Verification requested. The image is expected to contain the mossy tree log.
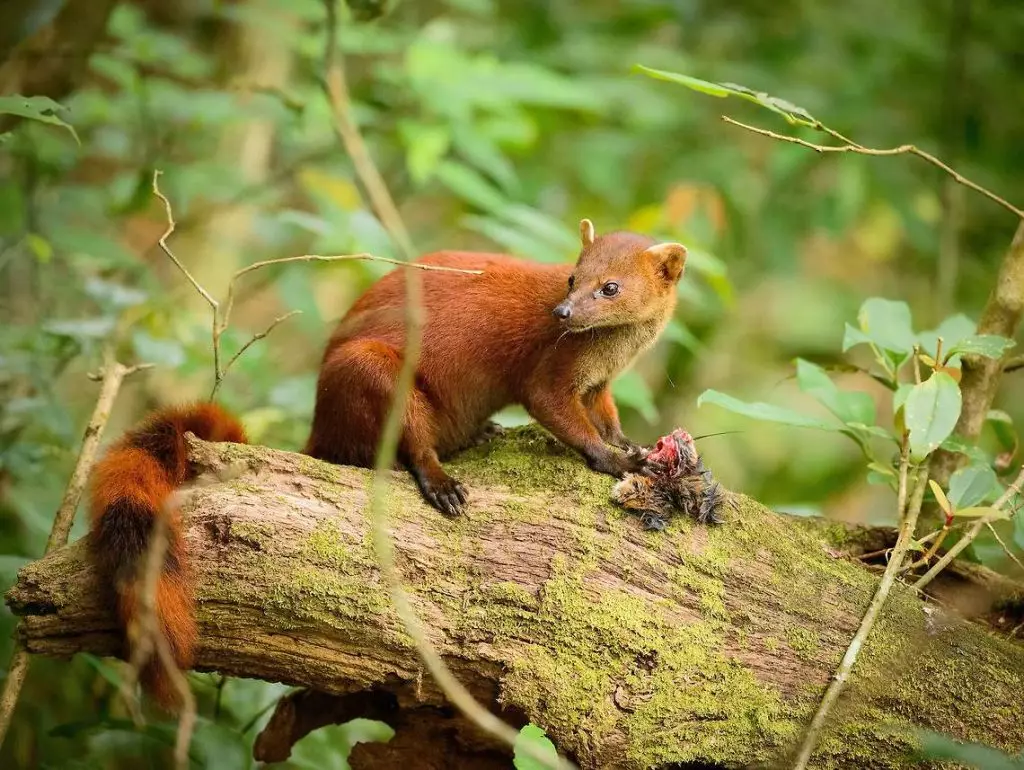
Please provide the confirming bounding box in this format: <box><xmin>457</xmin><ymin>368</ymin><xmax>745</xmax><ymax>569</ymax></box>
<box><xmin>7</xmin><ymin>427</ymin><xmax>1024</xmax><ymax>769</ymax></box>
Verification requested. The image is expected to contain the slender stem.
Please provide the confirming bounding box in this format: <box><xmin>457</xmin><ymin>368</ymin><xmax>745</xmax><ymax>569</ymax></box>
<box><xmin>722</xmin><ymin>116</ymin><xmax>1023</xmax><ymax>220</ymax></box>
<box><xmin>793</xmin><ymin>447</ymin><xmax>925</xmax><ymax>770</ymax></box>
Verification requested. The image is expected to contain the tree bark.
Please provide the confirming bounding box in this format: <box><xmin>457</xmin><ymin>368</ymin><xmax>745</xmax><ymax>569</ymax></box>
<box><xmin>7</xmin><ymin>427</ymin><xmax>1024</xmax><ymax>769</ymax></box>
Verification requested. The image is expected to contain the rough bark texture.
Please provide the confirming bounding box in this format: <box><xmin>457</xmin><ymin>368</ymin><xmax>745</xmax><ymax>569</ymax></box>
<box><xmin>7</xmin><ymin>427</ymin><xmax>1024</xmax><ymax>769</ymax></box>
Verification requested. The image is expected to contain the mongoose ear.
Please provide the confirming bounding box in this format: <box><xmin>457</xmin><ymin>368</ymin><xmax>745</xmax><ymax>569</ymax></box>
<box><xmin>644</xmin><ymin>242</ymin><xmax>688</xmax><ymax>283</ymax></box>
<box><xmin>579</xmin><ymin>218</ymin><xmax>596</xmax><ymax>247</ymax></box>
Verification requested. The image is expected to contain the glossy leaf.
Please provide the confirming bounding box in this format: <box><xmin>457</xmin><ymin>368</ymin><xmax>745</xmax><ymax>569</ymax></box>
<box><xmin>904</xmin><ymin>372</ymin><xmax>962</xmax><ymax>460</ymax></box>
<box><xmin>697</xmin><ymin>390</ymin><xmax>839</xmax><ymax>430</ymax></box>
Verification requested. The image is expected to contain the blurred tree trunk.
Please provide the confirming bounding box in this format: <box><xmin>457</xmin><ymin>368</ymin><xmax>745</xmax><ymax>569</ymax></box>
<box><xmin>0</xmin><ymin>0</ymin><xmax>118</xmax><ymax>115</ymax></box>
<box><xmin>7</xmin><ymin>429</ymin><xmax>1024</xmax><ymax>769</ymax></box>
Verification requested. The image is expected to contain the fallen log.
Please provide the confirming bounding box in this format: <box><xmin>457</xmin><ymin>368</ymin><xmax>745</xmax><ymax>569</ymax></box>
<box><xmin>7</xmin><ymin>426</ymin><xmax>1024</xmax><ymax>768</ymax></box>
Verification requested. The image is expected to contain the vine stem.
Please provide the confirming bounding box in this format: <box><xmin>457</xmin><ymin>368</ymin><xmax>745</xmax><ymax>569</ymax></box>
<box><xmin>792</xmin><ymin>443</ymin><xmax>926</xmax><ymax>770</ymax></box>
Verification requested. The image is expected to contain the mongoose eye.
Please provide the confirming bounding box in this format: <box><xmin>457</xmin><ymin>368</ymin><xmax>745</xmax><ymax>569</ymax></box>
<box><xmin>601</xmin><ymin>281</ymin><xmax>619</xmax><ymax>297</ymax></box>
<box><xmin>568</xmin><ymin>275</ymin><xmax>575</xmax><ymax>289</ymax></box>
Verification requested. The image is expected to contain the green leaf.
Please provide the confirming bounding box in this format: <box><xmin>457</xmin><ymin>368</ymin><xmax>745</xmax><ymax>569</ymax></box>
<box><xmin>632</xmin><ymin>66</ymin><xmax>816</xmax><ymax>126</ymax></box>
<box><xmin>857</xmin><ymin>297</ymin><xmax>916</xmax><ymax>356</ymax></box>
<box><xmin>916</xmin><ymin>728</ymin><xmax>1024</xmax><ymax>770</ymax></box>
<box><xmin>514</xmin><ymin>724</ymin><xmax>559</xmax><ymax>770</ymax></box>
<box><xmin>0</xmin><ymin>95</ymin><xmax>79</xmax><ymax>143</ymax></box>
<box><xmin>664</xmin><ymin>318</ymin><xmax>703</xmax><ymax>352</ymax></box>
<box><xmin>697</xmin><ymin>390</ymin><xmax>839</xmax><ymax>430</ymax></box>
<box><xmin>953</xmin><ymin>506</ymin><xmax>1007</xmax><ymax>520</ymax></box>
<box><xmin>948</xmin><ymin>465</ymin><xmax>999</xmax><ymax>509</ymax></box>
<box><xmin>842</xmin><ymin>323</ymin><xmax>873</xmax><ymax>352</ymax></box>
<box><xmin>632</xmin><ymin>65</ymin><xmax>732</xmax><ymax>97</ymax></box>
<box><xmin>904</xmin><ymin>372</ymin><xmax>962</xmax><ymax>461</ymax></box>
<box><xmin>892</xmin><ymin>383</ymin><xmax>914</xmax><ymax>416</ymax></box>
<box><xmin>795</xmin><ymin>358</ymin><xmax>876</xmax><ymax>425</ymax></box>
<box><xmin>987</xmin><ymin>409</ymin><xmax>1017</xmax><ymax>454</ymax></box>
<box><xmin>613</xmin><ymin>370</ymin><xmax>658</xmax><ymax>424</ymax></box>
<box><xmin>917</xmin><ymin>314</ymin><xmax>976</xmax><ymax>359</ymax></box>
<box><xmin>399</xmin><ymin>121</ymin><xmax>451</xmax><ymax>184</ymax></box>
<box><xmin>939</xmin><ymin>435</ymin><xmax>989</xmax><ymax>464</ymax></box>
<box><xmin>946</xmin><ymin>335</ymin><xmax>1016</xmax><ymax>360</ymax></box>
<box><xmin>842</xmin><ymin>423</ymin><xmax>895</xmax><ymax>442</ymax></box>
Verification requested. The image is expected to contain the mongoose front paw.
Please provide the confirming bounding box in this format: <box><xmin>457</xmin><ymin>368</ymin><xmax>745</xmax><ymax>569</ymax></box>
<box><xmin>416</xmin><ymin>472</ymin><xmax>469</xmax><ymax>516</ymax></box>
<box><xmin>587</xmin><ymin>447</ymin><xmax>650</xmax><ymax>479</ymax></box>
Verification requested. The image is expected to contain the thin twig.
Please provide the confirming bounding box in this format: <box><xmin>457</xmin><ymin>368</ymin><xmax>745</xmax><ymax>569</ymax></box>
<box><xmin>320</xmin><ymin>4</ymin><xmax>566</xmax><ymax>768</ymax></box>
<box><xmin>220</xmin><ymin>254</ymin><xmax>480</xmax><ymax>340</ymax></box>
<box><xmin>221</xmin><ymin>310</ymin><xmax>302</xmax><ymax>380</ymax></box>
<box><xmin>721</xmin><ymin>116</ymin><xmax>1023</xmax><ymax>220</ymax></box>
<box><xmin>151</xmin><ymin>172</ymin><xmax>480</xmax><ymax>401</ymax></box>
<box><xmin>151</xmin><ymin>172</ymin><xmax>220</xmax><ymax>308</ymax></box>
<box><xmin>914</xmin><ymin>465</ymin><xmax>1024</xmax><ymax>590</ymax></box>
<box><xmin>0</xmin><ymin>349</ymin><xmax>149</xmax><ymax>749</ymax></box>
<box><xmin>986</xmin><ymin>522</ymin><xmax>1024</xmax><ymax>574</ymax></box>
<box><xmin>793</xmin><ymin>444</ymin><xmax>926</xmax><ymax>770</ymax></box>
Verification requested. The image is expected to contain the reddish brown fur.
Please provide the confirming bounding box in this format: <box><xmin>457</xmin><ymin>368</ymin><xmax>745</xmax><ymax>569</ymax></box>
<box><xmin>306</xmin><ymin>224</ymin><xmax>687</xmax><ymax>515</ymax></box>
<box><xmin>88</xmin><ymin>403</ymin><xmax>246</xmax><ymax>709</ymax></box>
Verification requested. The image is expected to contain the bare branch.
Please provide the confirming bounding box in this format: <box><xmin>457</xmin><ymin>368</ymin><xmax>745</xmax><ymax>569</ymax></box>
<box><xmin>151</xmin><ymin>171</ymin><xmax>220</xmax><ymax>309</ymax></box>
<box><xmin>721</xmin><ymin>116</ymin><xmax>1023</xmax><ymax>220</ymax></box>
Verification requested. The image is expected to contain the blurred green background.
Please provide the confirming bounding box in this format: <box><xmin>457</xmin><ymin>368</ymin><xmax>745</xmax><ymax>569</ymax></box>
<box><xmin>1</xmin><ymin>0</ymin><xmax>1023</xmax><ymax>766</ymax></box>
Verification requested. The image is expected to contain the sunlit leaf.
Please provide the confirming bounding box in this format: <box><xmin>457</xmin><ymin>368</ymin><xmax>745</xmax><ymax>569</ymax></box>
<box><xmin>904</xmin><ymin>372</ymin><xmax>962</xmax><ymax>460</ymax></box>
<box><xmin>928</xmin><ymin>480</ymin><xmax>952</xmax><ymax>515</ymax></box>
<box><xmin>514</xmin><ymin>724</ymin><xmax>559</xmax><ymax>770</ymax></box>
<box><xmin>697</xmin><ymin>390</ymin><xmax>839</xmax><ymax>430</ymax></box>
<box><xmin>856</xmin><ymin>297</ymin><xmax>916</xmax><ymax>356</ymax></box>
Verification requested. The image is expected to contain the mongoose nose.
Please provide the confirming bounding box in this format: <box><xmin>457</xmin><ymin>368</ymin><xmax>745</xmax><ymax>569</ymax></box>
<box><xmin>552</xmin><ymin>303</ymin><xmax>572</xmax><ymax>320</ymax></box>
